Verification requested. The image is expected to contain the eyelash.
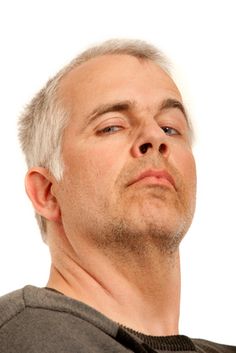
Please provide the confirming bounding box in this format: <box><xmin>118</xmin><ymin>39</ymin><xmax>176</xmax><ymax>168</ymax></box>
<box><xmin>161</xmin><ymin>126</ymin><xmax>180</xmax><ymax>136</ymax></box>
<box><xmin>98</xmin><ymin>125</ymin><xmax>180</xmax><ymax>136</ymax></box>
<box><xmin>97</xmin><ymin>125</ymin><xmax>123</xmax><ymax>135</ymax></box>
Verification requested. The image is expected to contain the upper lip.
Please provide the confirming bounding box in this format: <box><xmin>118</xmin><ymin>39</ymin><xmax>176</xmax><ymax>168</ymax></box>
<box><xmin>127</xmin><ymin>169</ymin><xmax>176</xmax><ymax>190</ymax></box>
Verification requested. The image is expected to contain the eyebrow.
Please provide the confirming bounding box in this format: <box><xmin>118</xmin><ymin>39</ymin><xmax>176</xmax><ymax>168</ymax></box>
<box><xmin>84</xmin><ymin>98</ymin><xmax>189</xmax><ymax>127</ymax></box>
<box><xmin>159</xmin><ymin>98</ymin><xmax>188</xmax><ymax>122</ymax></box>
<box><xmin>86</xmin><ymin>100</ymin><xmax>135</xmax><ymax>126</ymax></box>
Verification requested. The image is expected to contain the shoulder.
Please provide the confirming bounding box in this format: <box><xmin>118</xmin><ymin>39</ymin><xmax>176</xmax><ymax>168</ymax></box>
<box><xmin>0</xmin><ymin>287</ymin><xmax>26</xmax><ymax>329</ymax></box>
<box><xmin>193</xmin><ymin>338</ymin><xmax>236</xmax><ymax>353</ymax></box>
<box><xmin>0</xmin><ymin>285</ymin><xmax>87</xmax><ymax>332</ymax></box>
<box><xmin>0</xmin><ymin>286</ymin><xmax>73</xmax><ymax>352</ymax></box>
<box><xmin>0</xmin><ymin>286</ymin><xmax>120</xmax><ymax>353</ymax></box>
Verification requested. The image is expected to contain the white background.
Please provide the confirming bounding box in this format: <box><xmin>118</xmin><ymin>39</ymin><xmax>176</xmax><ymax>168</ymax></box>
<box><xmin>0</xmin><ymin>0</ymin><xmax>235</xmax><ymax>345</ymax></box>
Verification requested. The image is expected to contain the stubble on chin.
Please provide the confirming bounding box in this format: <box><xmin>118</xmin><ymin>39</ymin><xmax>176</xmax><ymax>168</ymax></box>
<box><xmin>90</xmin><ymin>190</ymin><xmax>194</xmax><ymax>261</ymax></box>
<box><xmin>87</xmin><ymin>157</ymin><xmax>196</xmax><ymax>260</ymax></box>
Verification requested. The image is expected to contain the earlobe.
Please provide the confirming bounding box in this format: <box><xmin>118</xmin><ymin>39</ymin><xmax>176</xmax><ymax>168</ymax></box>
<box><xmin>25</xmin><ymin>167</ymin><xmax>61</xmax><ymax>223</ymax></box>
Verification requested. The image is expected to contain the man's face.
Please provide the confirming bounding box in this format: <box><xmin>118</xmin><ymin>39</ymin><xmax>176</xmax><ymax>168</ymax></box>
<box><xmin>55</xmin><ymin>54</ymin><xmax>196</xmax><ymax>255</ymax></box>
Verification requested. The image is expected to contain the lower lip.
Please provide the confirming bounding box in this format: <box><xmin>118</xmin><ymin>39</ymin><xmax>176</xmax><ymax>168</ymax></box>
<box><xmin>134</xmin><ymin>176</ymin><xmax>174</xmax><ymax>188</ymax></box>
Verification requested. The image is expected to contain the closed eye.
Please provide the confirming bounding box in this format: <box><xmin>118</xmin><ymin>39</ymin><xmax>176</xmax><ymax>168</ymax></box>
<box><xmin>161</xmin><ymin>126</ymin><xmax>180</xmax><ymax>136</ymax></box>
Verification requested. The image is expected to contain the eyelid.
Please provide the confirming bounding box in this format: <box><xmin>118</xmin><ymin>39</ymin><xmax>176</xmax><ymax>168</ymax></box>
<box><xmin>97</xmin><ymin>125</ymin><xmax>123</xmax><ymax>135</ymax></box>
<box><xmin>94</xmin><ymin>116</ymin><xmax>130</xmax><ymax>137</ymax></box>
<box><xmin>159</xmin><ymin>109</ymin><xmax>188</xmax><ymax>126</ymax></box>
<box><xmin>161</xmin><ymin>126</ymin><xmax>180</xmax><ymax>136</ymax></box>
<box><xmin>94</xmin><ymin>116</ymin><xmax>129</xmax><ymax>130</ymax></box>
<box><xmin>158</xmin><ymin>114</ymin><xmax>187</xmax><ymax>133</ymax></box>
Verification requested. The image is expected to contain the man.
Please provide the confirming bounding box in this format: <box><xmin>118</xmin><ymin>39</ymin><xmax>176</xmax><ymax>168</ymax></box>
<box><xmin>0</xmin><ymin>39</ymin><xmax>234</xmax><ymax>353</ymax></box>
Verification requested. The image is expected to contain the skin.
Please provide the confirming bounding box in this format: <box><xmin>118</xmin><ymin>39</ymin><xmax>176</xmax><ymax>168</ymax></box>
<box><xmin>26</xmin><ymin>54</ymin><xmax>197</xmax><ymax>335</ymax></box>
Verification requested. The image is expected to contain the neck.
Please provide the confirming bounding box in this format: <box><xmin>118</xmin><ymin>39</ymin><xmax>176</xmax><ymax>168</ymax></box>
<box><xmin>47</xmin><ymin>229</ymin><xmax>181</xmax><ymax>336</ymax></box>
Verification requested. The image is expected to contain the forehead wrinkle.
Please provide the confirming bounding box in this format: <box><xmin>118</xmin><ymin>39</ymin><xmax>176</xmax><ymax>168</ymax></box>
<box><xmin>70</xmin><ymin>96</ymin><xmax>190</xmax><ymax>135</ymax></box>
<box><xmin>57</xmin><ymin>62</ymin><xmax>191</xmax><ymax>136</ymax></box>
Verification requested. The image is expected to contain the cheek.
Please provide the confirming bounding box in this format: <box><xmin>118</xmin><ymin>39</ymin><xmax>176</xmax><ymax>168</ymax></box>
<box><xmin>63</xmin><ymin>142</ymin><xmax>124</xmax><ymax>194</ymax></box>
<box><xmin>183</xmin><ymin>152</ymin><xmax>196</xmax><ymax>181</ymax></box>
<box><xmin>84</xmin><ymin>146</ymin><xmax>120</xmax><ymax>181</ymax></box>
<box><xmin>172</xmin><ymin>146</ymin><xmax>197</xmax><ymax>189</ymax></box>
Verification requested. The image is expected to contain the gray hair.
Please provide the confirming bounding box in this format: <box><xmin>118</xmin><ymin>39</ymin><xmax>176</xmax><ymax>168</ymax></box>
<box><xmin>18</xmin><ymin>38</ymin><xmax>173</xmax><ymax>241</ymax></box>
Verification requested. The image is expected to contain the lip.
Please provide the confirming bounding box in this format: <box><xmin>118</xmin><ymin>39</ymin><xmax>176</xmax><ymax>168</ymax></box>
<box><xmin>128</xmin><ymin>169</ymin><xmax>176</xmax><ymax>190</ymax></box>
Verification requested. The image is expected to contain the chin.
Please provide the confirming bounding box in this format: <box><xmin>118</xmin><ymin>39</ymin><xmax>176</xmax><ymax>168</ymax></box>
<box><xmin>100</xmin><ymin>214</ymin><xmax>188</xmax><ymax>256</ymax></box>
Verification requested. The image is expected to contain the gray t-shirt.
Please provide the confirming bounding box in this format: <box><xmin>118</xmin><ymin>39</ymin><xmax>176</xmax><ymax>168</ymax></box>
<box><xmin>0</xmin><ymin>286</ymin><xmax>235</xmax><ymax>353</ymax></box>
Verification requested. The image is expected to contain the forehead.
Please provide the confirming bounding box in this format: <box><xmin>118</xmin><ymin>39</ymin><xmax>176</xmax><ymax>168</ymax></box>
<box><xmin>59</xmin><ymin>54</ymin><xmax>182</xmax><ymax>119</ymax></box>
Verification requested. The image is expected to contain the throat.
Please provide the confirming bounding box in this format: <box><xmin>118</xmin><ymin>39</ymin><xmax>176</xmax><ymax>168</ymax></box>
<box><xmin>47</xmin><ymin>246</ymin><xmax>181</xmax><ymax>337</ymax></box>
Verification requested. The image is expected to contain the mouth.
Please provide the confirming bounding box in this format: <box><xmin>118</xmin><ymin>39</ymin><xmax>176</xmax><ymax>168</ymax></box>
<box><xmin>127</xmin><ymin>169</ymin><xmax>176</xmax><ymax>190</ymax></box>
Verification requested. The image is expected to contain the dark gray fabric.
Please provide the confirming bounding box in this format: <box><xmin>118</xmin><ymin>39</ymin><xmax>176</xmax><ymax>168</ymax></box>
<box><xmin>0</xmin><ymin>286</ymin><xmax>235</xmax><ymax>353</ymax></box>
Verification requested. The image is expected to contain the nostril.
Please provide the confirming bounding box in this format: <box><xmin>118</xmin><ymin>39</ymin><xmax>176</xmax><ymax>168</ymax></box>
<box><xmin>139</xmin><ymin>143</ymin><xmax>152</xmax><ymax>154</ymax></box>
<box><xmin>159</xmin><ymin>143</ymin><xmax>167</xmax><ymax>154</ymax></box>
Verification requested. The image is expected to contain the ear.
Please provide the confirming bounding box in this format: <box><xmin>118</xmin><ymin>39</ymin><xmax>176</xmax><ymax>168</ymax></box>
<box><xmin>25</xmin><ymin>167</ymin><xmax>61</xmax><ymax>223</ymax></box>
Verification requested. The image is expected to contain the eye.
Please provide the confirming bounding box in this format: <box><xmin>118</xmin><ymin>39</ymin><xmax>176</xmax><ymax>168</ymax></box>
<box><xmin>161</xmin><ymin>126</ymin><xmax>180</xmax><ymax>136</ymax></box>
<box><xmin>98</xmin><ymin>125</ymin><xmax>123</xmax><ymax>135</ymax></box>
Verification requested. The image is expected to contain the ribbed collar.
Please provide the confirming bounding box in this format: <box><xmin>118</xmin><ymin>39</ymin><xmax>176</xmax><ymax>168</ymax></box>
<box><xmin>44</xmin><ymin>287</ymin><xmax>196</xmax><ymax>351</ymax></box>
<box><xmin>121</xmin><ymin>326</ymin><xmax>196</xmax><ymax>351</ymax></box>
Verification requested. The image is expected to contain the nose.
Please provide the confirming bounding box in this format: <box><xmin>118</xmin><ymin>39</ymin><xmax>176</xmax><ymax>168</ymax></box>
<box><xmin>131</xmin><ymin>123</ymin><xmax>169</xmax><ymax>159</ymax></box>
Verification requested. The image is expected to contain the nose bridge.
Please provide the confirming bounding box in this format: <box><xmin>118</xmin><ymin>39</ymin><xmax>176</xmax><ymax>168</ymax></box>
<box><xmin>138</xmin><ymin>117</ymin><xmax>168</xmax><ymax>148</ymax></box>
<box><xmin>140</xmin><ymin>118</ymin><xmax>163</xmax><ymax>139</ymax></box>
<box><xmin>131</xmin><ymin>118</ymin><xmax>169</xmax><ymax>158</ymax></box>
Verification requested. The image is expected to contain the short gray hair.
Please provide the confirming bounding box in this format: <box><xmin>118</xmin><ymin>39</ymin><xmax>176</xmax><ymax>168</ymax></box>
<box><xmin>18</xmin><ymin>38</ymin><xmax>172</xmax><ymax>241</ymax></box>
